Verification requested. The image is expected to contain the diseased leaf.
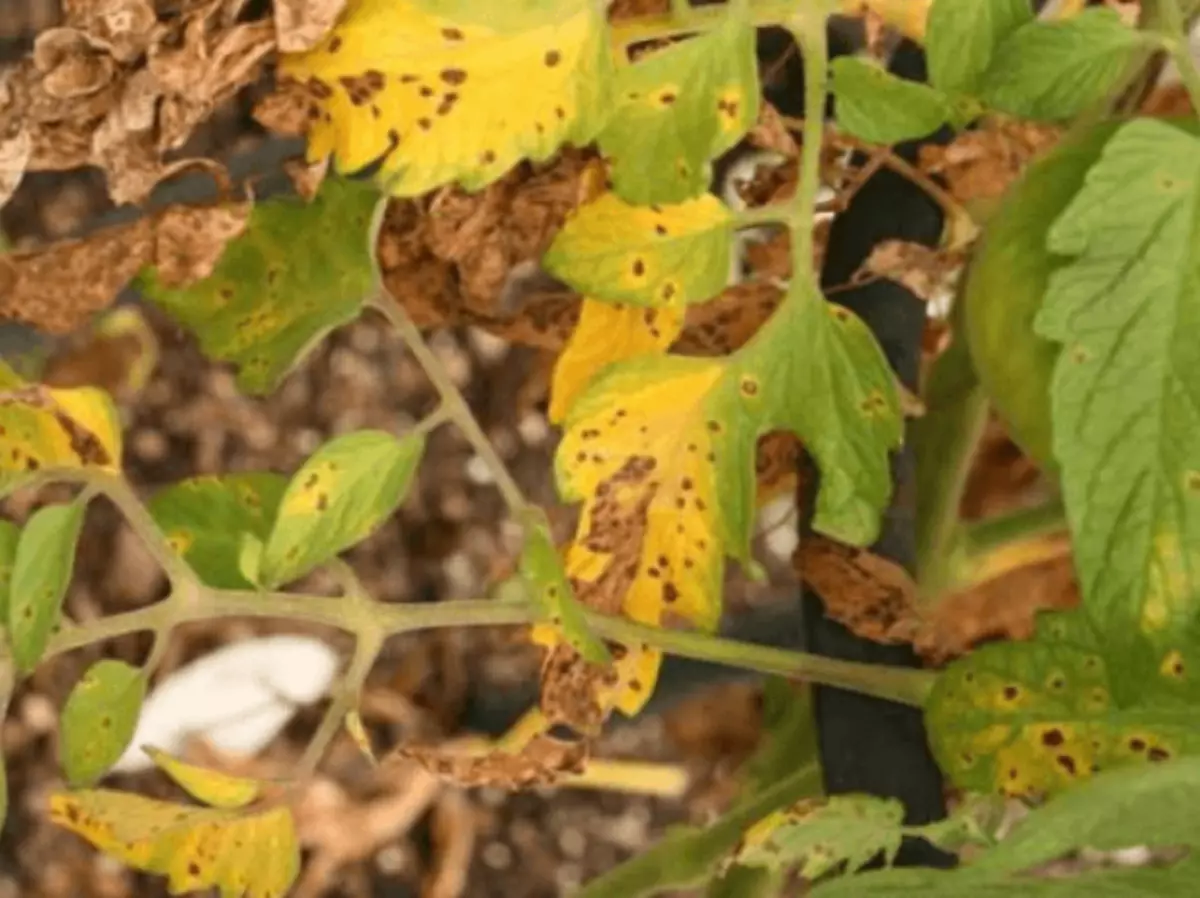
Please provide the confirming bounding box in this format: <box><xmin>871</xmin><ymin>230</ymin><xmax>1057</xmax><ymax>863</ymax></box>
<box><xmin>0</xmin><ymin>519</ymin><xmax>20</xmax><ymax>624</ymax></box>
<box><xmin>548</xmin><ymin>298</ymin><xmax>684</xmax><ymax>423</ymax></box>
<box><xmin>926</xmin><ymin>0</ymin><xmax>1033</xmax><ymax>96</ymax></box>
<box><xmin>140</xmin><ymin>178</ymin><xmax>379</xmax><ymax>395</ymax></box>
<box><xmin>0</xmin><ymin>381</ymin><xmax>122</xmax><ymax>495</ymax></box>
<box><xmin>8</xmin><ymin>497</ymin><xmax>88</xmax><ymax>672</ymax></box>
<box><xmin>598</xmin><ymin>11</ymin><xmax>758</xmax><ymax>204</ymax></box>
<box><xmin>522</xmin><ymin>511</ymin><xmax>608</xmax><ymax>665</ymax></box>
<box><xmin>1034</xmin><ymin>119</ymin><xmax>1200</xmax><ymax>693</ymax></box>
<box><xmin>830</xmin><ymin>57</ymin><xmax>951</xmax><ymax>145</ymax></box>
<box><xmin>543</xmin><ymin>192</ymin><xmax>734</xmax><ymax>309</ymax></box>
<box><xmin>148</xmin><ymin>474</ymin><xmax>287</xmax><ymax>589</ymax></box>
<box><xmin>260</xmin><ymin>430</ymin><xmax>425</xmax><ymax>587</ymax></box>
<box><xmin>927</xmin><ymin>610</ymin><xmax>1200</xmax><ymax>798</ymax></box>
<box><xmin>978</xmin><ymin>9</ymin><xmax>1155</xmax><ymax>121</ymax></box>
<box><xmin>49</xmin><ymin>790</ymin><xmax>299</xmax><ymax>898</ymax></box>
<box><xmin>60</xmin><ymin>660</ymin><xmax>146</xmax><ymax>787</ymax></box>
<box><xmin>279</xmin><ymin>0</ymin><xmax>613</xmax><ymax>196</ymax></box>
<box><xmin>143</xmin><ymin>748</ymin><xmax>261</xmax><ymax>809</ymax></box>
<box><xmin>731</xmin><ymin>795</ymin><xmax>905</xmax><ymax>878</ymax></box>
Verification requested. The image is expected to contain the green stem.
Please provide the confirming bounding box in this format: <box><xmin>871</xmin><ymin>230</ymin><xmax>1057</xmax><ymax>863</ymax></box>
<box><xmin>734</xmin><ymin>202</ymin><xmax>794</xmax><ymax>230</ymax></box>
<box><xmin>297</xmin><ymin>625</ymin><xmax>384</xmax><ymax>776</ymax></box>
<box><xmin>370</xmin><ymin>294</ymin><xmax>528</xmax><ymax>515</ymax></box>
<box><xmin>89</xmin><ymin>471</ymin><xmax>194</xmax><ymax>588</ymax></box>
<box><xmin>1161</xmin><ymin>0</ymin><xmax>1200</xmax><ymax>112</ymax></box>
<box><xmin>786</xmin><ymin>7</ymin><xmax>832</xmax><ymax>281</ymax></box>
<box><xmin>961</xmin><ymin>497</ymin><xmax>1067</xmax><ymax>562</ymax></box>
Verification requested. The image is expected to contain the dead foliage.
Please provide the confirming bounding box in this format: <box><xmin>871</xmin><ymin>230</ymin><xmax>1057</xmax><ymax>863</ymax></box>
<box><xmin>394</xmin><ymin>735</ymin><xmax>589</xmax><ymax>790</ymax></box>
<box><xmin>854</xmin><ymin>239</ymin><xmax>966</xmax><ymax>304</ymax></box>
<box><xmin>917</xmin><ymin>118</ymin><xmax>1062</xmax><ymax>209</ymax></box>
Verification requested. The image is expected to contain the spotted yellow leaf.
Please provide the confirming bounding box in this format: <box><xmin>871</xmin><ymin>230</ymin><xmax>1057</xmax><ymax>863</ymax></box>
<box><xmin>549</xmin><ymin>298</ymin><xmax>684</xmax><ymax>423</ymax></box>
<box><xmin>0</xmin><ymin>379</ymin><xmax>121</xmax><ymax>494</ymax></box>
<box><xmin>143</xmin><ymin>748</ymin><xmax>262</xmax><ymax>810</ymax></box>
<box><xmin>280</xmin><ymin>0</ymin><xmax>614</xmax><ymax>196</ymax></box>
<box><xmin>50</xmin><ymin>790</ymin><xmax>299</xmax><ymax>898</ymax></box>
<box><xmin>543</xmin><ymin>191</ymin><xmax>734</xmax><ymax>308</ymax></box>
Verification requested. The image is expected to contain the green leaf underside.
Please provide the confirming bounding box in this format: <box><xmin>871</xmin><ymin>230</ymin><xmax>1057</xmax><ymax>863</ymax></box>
<box><xmin>978</xmin><ymin>9</ymin><xmax>1154</xmax><ymax>121</ymax></box>
<box><xmin>139</xmin><ymin>178</ymin><xmax>379</xmax><ymax>395</ymax></box>
<box><xmin>8</xmin><ymin>498</ymin><xmax>87</xmax><ymax>672</ymax></box>
<box><xmin>260</xmin><ymin>430</ymin><xmax>425</xmax><ymax>587</ymax></box>
<box><xmin>830</xmin><ymin>58</ymin><xmax>951</xmax><ymax>145</ymax></box>
<box><xmin>925</xmin><ymin>0</ymin><xmax>1033</xmax><ymax>96</ymax></box>
<box><xmin>927</xmin><ymin>610</ymin><xmax>1200</xmax><ymax>799</ymax></box>
<box><xmin>1034</xmin><ymin>119</ymin><xmax>1200</xmax><ymax>697</ymax></box>
<box><xmin>148</xmin><ymin>473</ymin><xmax>287</xmax><ymax>590</ymax></box>
<box><xmin>0</xmin><ymin>519</ymin><xmax>20</xmax><ymax>624</ymax></box>
<box><xmin>521</xmin><ymin>515</ymin><xmax>608</xmax><ymax>663</ymax></box>
<box><xmin>60</xmin><ymin>660</ymin><xmax>145</xmax><ymax>787</ymax></box>
<box><xmin>598</xmin><ymin>11</ymin><xmax>759</xmax><ymax>204</ymax></box>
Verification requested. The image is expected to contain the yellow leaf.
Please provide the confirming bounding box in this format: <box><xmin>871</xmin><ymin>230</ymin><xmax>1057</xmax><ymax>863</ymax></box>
<box><xmin>344</xmin><ymin>710</ymin><xmax>378</xmax><ymax>765</ymax></box>
<box><xmin>49</xmin><ymin>790</ymin><xmax>300</xmax><ymax>898</ymax></box>
<box><xmin>279</xmin><ymin>0</ymin><xmax>613</xmax><ymax>196</ymax></box>
<box><xmin>144</xmin><ymin>747</ymin><xmax>262</xmax><ymax>809</ymax></box>
<box><xmin>0</xmin><ymin>381</ymin><xmax>122</xmax><ymax>490</ymax></box>
<box><xmin>549</xmin><ymin>298</ymin><xmax>684</xmax><ymax>423</ymax></box>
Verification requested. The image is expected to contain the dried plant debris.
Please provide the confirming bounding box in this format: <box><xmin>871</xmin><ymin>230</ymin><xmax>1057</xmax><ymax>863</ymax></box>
<box><xmin>274</xmin><ymin>0</ymin><xmax>348</xmax><ymax>53</ymax></box>
<box><xmin>395</xmin><ymin>735</ymin><xmax>589</xmax><ymax>789</ymax></box>
<box><xmin>0</xmin><ymin>0</ymin><xmax>275</xmax><ymax>207</ymax></box>
<box><xmin>918</xmin><ymin>118</ymin><xmax>1061</xmax><ymax>208</ymax></box>
<box><xmin>856</xmin><ymin>239</ymin><xmax>965</xmax><ymax>304</ymax></box>
<box><xmin>0</xmin><ymin>199</ymin><xmax>249</xmax><ymax>334</ymax></box>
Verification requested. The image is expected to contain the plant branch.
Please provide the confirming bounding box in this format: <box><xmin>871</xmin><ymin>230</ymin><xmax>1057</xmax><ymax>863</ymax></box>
<box><xmin>1160</xmin><ymin>0</ymin><xmax>1200</xmax><ymax>112</ymax></box>
<box><xmin>90</xmin><ymin>471</ymin><xmax>194</xmax><ymax>588</ymax></box>
<box><xmin>786</xmin><ymin>7</ymin><xmax>832</xmax><ymax>281</ymax></box>
<box><xmin>297</xmin><ymin>625</ymin><xmax>384</xmax><ymax>776</ymax></box>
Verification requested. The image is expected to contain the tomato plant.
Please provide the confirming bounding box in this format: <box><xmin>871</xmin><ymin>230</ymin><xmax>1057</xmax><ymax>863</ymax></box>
<box><xmin>2</xmin><ymin>0</ymin><xmax>1200</xmax><ymax>895</ymax></box>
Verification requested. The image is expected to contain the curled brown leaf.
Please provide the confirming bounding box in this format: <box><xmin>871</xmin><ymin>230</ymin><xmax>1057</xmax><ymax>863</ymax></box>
<box><xmin>274</xmin><ymin>0</ymin><xmax>349</xmax><ymax>53</ymax></box>
<box><xmin>394</xmin><ymin>735</ymin><xmax>588</xmax><ymax>790</ymax></box>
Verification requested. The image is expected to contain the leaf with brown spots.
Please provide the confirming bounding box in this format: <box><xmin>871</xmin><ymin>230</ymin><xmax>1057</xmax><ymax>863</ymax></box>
<box><xmin>794</xmin><ymin>536</ymin><xmax>920</xmax><ymax>645</ymax></box>
<box><xmin>395</xmin><ymin>734</ymin><xmax>588</xmax><ymax>789</ymax></box>
<box><xmin>278</xmin><ymin>0</ymin><xmax>614</xmax><ymax>197</ymax></box>
<box><xmin>49</xmin><ymin>789</ymin><xmax>299</xmax><ymax>898</ymax></box>
<box><xmin>60</xmin><ymin>660</ymin><xmax>146</xmax><ymax>788</ymax></box>
<box><xmin>927</xmin><ymin>609</ymin><xmax>1200</xmax><ymax>799</ymax></box>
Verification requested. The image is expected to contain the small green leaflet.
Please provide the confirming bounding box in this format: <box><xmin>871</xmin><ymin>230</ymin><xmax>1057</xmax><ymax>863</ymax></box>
<box><xmin>59</xmin><ymin>660</ymin><xmax>146</xmax><ymax>787</ymax></box>
<box><xmin>543</xmin><ymin>192</ymin><xmax>733</xmax><ymax>309</ymax></box>
<box><xmin>148</xmin><ymin>473</ymin><xmax>286</xmax><ymax>590</ymax></box>
<box><xmin>0</xmin><ymin>519</ymin><xmax>19</xmax><ymax>623</ymax></box>
<box><xmin>730</xmin><ymin>795</ymin><xmax>905</xmax><ymax>879</ymax></box>
<box><xmin>7</xmin><ymin>497</ymin><xmax>87</xmax><ymax>672</ymax></box>
<box><xmin>260</xmin><ymin>430</ymin><xmax>425</xmax><ymax>587</ymax></box>
<box><xmin>520</xmin><ymin>511</ymin><xmax>608</xmax><ymax>664</ymax></box>
<box><xmin>139</xmin><ymin>178</ymin><xmax>380</xmax><ymax>395</ymax></box>
<box><xmin>977</xmin><ymin>8</ymin><xmax>1156</xmax><ymax>121</ymax></box>
<box><xmin>1034</xmin><ymin>119</ymin><xmax>1200</xmax><ymax>692</ymax></box>
<box><xmin>925</xmin><ymin>0</ymin><xmax>1032</xmax><ymax>96</ymax></box>
<box><xmin>926</xmin><ymin>609</ymin><xmax>1200</xmax><ymax>798</ymax></box>
<box><xmin>830</xmin><ymin>57</ymin><xmax>951</xmax><ymax>145</ymax></box>
<box><xmin>598</xmin><ymin>11</ymin><xmax>758</xmax><ymax>204</ymax></box>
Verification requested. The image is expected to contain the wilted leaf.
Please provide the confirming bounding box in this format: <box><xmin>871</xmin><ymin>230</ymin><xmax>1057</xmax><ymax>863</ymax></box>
<box><xmin>260</xmin><ymin>430</ymin><xmax>425</xmax><ymax>587</ymax></box>
<box><xmin>140</xmin><ymin>178</ymin><xmax>379</xmax><ymax>394</ymax></box>
<box><xmin>830</xmin><ymin>57</ymin><xmax>951</xmax><ymax>145</ymax></box>
<box><xmin>8</xmin><ymin>497</ymin><xmax>88</xmax><ymax>672</ymax></box>
<box><xmin>925</xmin><ymin>0</ymin><xmax>1033</xmax><ymax>96</ymax></box>
<box><xmin>49</xmin><ymin>790</ymin><xmax>300</xmax><ymax>898</ymax></box>
<box><xmin>0</xmin><ymin>125</ymin><xmax>30</xmax><ymax>209</ymax></box>
<box><xmin>978</xmin><ymin>9</ymin><xmax>1156</xmax><ymax>121</ymax></box>
<box><xmin>732</xmin><ymin>795</ymin><xmax>905</xmax><ymax>879</ymax></box>
<box><xmin>548</xmin><ymin>298</ymin><xmax>684</xmax><ymax>422</ymax></box>
<box><xmin>598</xmin><ymin>11</ymin><xmax>759</xmax><ymax>204</ymax></box>
<box><xmin>60</xmin><ymin>659</ymin><xmax>146</xmax><ymax>787</ymax></box>
<box><xmin>522</xmin><ymin>512</ymin><xmax>608</xmax><ymax>664</ymax></box>
<box><xmin>1034</xmin><ymin>119</ymin><xmax>1200</xmax><ymax>694</ymax></box>
<box><xmin>143</xmin><ymin>748</ymin><xmax>262</xmax><ymax>809</ymax></box>
<box><xmin>927</xmin><ymin>610</ymin><xmax>1200</xmax><ymax>798</ymax></box>
<box><xmin>279</xmin><ymin>0</ymin><xmax>613</xmax><ymax>196</ymax></box>
<box><xmin>62</xmin><ymin>0</ymin><xmax>158</xmax><ymax>63</ymax></box>
<box><xmin>148</xmin><ymin>473</ymin><xmax>287</xmax><ymax>589</ymax></box>
<box><xmin>544</xmin><ymin>191</ymin><xmax>733</xmax><ymax>309</ymax></box>
<box><xmin>397</xmin><ymin>734</ymin><xmax>587</xmax><ymax>788</ymax></box>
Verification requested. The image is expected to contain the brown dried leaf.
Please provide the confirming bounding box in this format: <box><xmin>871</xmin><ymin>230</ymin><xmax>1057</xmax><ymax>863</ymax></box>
<box><xmin>395</xmin><ymin>735</ymin><xmax>588</xmax><ymax>789</ymax></box>
<box><xmin>274</xmin><ymin>0</ymin><xmax>348</xmax><ymax>53</ymax></box>
<box><xmin>754</xmin><ymin>431</ymin><xmax>802</xmax><ymax>506</ymax></box>
<box><xmin>152</xmin><ymin>198</ymin><xmax>251</xmax><ymax>286</ymax></box>
<box><xmin>284</xmin><ymin>156</ymin><xmax>330</xmax><ymax>201</ymax></box>
<box><xmin>33</xmin><ymin>28</ymin><xmax>117</xmax><ymax>100</ymax></box>
<box><xmin>748</xmin><ymin>101</ymin><xmax>800</xmax><ymax>158</ymax></box>
<box><xmin>857</xmin><ymin>239</ymin><xmax>964</xmax><ymax>304</ymax></box>
<box><xmin>538</xmin><ymin>643</ymin><xmax>617</xmax><ymax>737</ymax></box>
<box><xmin>63</xmin><ymin>0</ymin><xmax>159</xmax><ymax>63</ymax></box>
<box><xmin>794</xmin><ymin>536</ymin><xmax>920</xmax><ymax>644</ymax></box>
<box><xmin>0</xmin><ymin>126</ymin><xmax>30</xmax><ymax>210</ymax></box>
<box><xmin>918</xmin><ymin>119</ymin><xmax>1061</xmax><ymax>208</ymax></box>
<box><xmin>254</xmin><ymin>77</ymin><xmax>315</xmax><ymax>138</ymax></box>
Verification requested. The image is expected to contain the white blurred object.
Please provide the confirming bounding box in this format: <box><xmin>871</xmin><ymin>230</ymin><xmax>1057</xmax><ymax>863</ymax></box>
<box><xmin>112</xmin><ymin>634</ymin><xmax>340</xmax><ymax>773</ymax></box>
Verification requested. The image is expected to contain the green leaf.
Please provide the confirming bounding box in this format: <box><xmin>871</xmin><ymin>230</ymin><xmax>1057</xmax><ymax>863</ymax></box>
<box><xmin>543</xmin><ymin>191</ymin><xmax>733</xmax><ymax>309</ymax></box>
<box><xmin>520</xmin><ymin>511</ymin><xmax>608</xmax><ymax>664</ymax></box>
<box><xmin>0</xmin><ymin>519</ymin><xmax>20</xmax><ymax>624</ymax></box>
<box><xmin>139</xmin><ymin>178</ymin><xmax>380</xmax><ymax>395</ymax></box>
<box><xmin>578</xmin><ymin>763</ymin><xmax>821</xmax><ymax>898</ymax></box>
<box><xmin>8</xmin><ymin>497</ymin><xmax>87</xmax><ymax>672</ymax></box>
<box><xmin>1034</xmin><ymin>119</ymin><xmax>1200</xmax><ymax>694</ymax></box>
<box><xmin>926</xmin><ymin>0</ymin><xmax>1033</xmax><ymax>96</ymax></box>
<box><xmin>59</xmin><ymin>660</ymin><xmax>145</xmax><ymax>787</ymax></box>
<box><xmin>260</xmin><ymin>430</ymin><xmax>425</xmax><ymax>587</ymax></box>
<box><xmin>731</xmin><ymin>794</ymin><xmax>905</xmax><ymax>878</ymax></box>
<box><xmin>148</xmin><ymin>473</ymin><xmax>286</xmax><ymax>589</ymax></box>
<box><xmin>597</xmin><ymin>11</ymin><xmax>758</xmax><ymax>204</ymax></box>
<box><xmin>977</xmin><ymin>9</ymin><xmax>1156</xmax><ymax>121</ymax></box>
<box><xmin>830</xmin><ymin>57</ymin><xmax>951</xmax><ymax>145</ymax></box>
<box><xmin>927</xmin><ymin>609</ymin><xmax>1200</xmax><ymax>798</ymax></box>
